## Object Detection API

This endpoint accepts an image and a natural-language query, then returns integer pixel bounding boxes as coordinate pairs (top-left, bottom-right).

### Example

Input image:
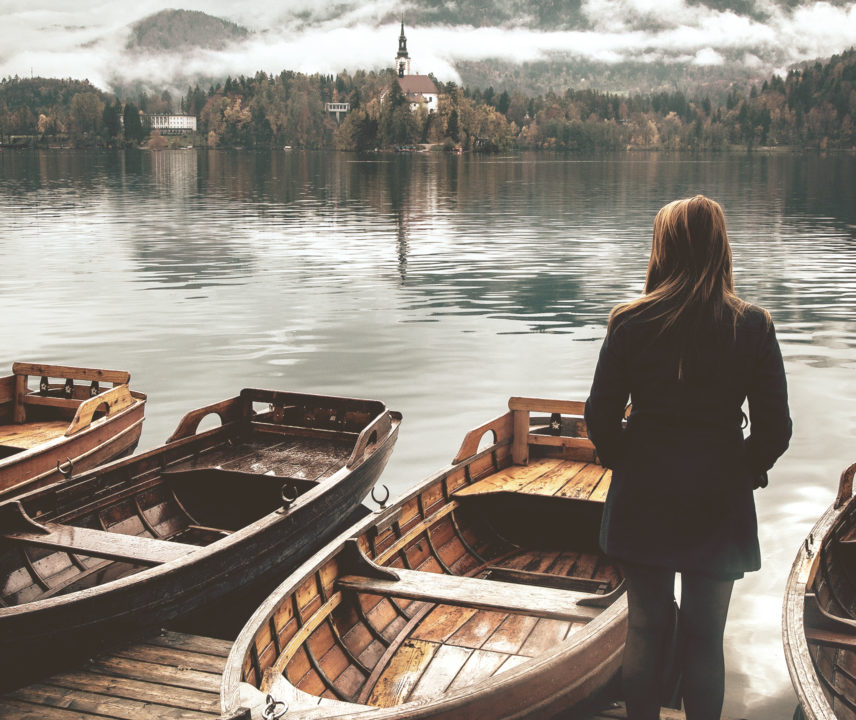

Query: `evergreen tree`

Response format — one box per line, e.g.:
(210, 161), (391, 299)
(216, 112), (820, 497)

(123, 102), (145, 142)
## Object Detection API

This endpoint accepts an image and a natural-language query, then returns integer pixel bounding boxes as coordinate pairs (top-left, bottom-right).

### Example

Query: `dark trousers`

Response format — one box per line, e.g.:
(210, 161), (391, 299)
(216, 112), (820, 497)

(621, 561), (734, 720)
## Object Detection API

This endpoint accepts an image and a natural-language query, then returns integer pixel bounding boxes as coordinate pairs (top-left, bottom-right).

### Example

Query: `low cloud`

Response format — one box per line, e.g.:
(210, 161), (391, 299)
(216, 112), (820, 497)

(0, 0), (854, 94)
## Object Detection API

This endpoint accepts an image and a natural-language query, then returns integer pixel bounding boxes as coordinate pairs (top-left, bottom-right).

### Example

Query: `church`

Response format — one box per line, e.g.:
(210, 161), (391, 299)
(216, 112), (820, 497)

(392, 22), (439, 113)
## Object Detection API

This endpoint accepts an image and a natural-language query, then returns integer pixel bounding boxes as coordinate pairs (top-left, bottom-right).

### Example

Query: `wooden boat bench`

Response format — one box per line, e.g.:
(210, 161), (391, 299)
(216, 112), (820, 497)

(0, 500), (194, 566)
(335, 540), (614, 623)
(450, 398), (611, 503)
(453, 455), (612, 502)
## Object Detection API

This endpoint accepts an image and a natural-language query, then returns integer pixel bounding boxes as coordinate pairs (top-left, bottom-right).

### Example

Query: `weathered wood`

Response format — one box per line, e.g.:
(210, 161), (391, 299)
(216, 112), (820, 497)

(482, 566), (610, 594)
(145, 630), (232, 658)
(511, 409), (530, 465)
(521, 460), (586, 496)
(221, 396), (627, 720)
(0, 421), (68, 449)
(112, 643), (227, 674)
(6, 682), (213, 720)
(65, 386), (137, 436)
(272, 592), (346, 677)
(407, 643), (473, 703)
(508, 397), (587, 416)
(374, 502), (460, 566)
(452, 457), (565, 497)
(0, 697), (95, 719)
(165, 397), (242, 443)
(451, 412), (513, 465)
(12, 363), (130, 386)
(42, 671), (220, 713)
(85, 655), (221, 693)
(556, 463), (609, 500)
(337, 568), (602, 622)
(13, 373), (27, 423)
(0, 387), (400, 691)
(4, 522), (194, 565)
(367, 639), (438, 707)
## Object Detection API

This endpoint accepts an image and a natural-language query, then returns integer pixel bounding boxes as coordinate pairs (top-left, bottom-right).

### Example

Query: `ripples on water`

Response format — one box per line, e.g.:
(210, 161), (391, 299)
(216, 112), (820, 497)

(1, 148), (856, 718)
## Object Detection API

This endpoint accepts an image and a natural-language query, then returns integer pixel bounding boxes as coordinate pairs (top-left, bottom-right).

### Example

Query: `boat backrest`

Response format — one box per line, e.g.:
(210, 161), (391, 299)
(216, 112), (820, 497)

(508, 397), (595, 465)
(10, 363), (131, 424)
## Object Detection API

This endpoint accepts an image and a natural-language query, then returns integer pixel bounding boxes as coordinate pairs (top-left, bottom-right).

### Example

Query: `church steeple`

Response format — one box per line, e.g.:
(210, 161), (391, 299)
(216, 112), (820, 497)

(396, 19), (410, 77)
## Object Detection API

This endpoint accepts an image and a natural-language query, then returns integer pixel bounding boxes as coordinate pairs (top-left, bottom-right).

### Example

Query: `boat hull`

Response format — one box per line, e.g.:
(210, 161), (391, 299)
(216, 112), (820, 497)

(783, 462), (856, 720)
(0, 389), (400, 689)
(222, 398), (627, 720)
(0, 364), (146, 499)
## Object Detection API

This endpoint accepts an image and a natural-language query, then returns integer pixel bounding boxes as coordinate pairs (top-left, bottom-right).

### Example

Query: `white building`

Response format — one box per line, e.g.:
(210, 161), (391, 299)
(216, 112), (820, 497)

(144, 114), (197, 135)
(392, 22), (439, 113)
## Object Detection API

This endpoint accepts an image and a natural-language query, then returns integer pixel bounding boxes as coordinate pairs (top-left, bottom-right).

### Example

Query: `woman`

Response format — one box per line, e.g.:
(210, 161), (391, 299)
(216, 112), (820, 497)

(585, 195), (791, 720)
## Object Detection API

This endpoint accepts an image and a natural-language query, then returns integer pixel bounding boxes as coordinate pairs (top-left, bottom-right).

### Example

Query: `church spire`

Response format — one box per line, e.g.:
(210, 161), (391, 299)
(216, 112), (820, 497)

(396, 19), (410, 77)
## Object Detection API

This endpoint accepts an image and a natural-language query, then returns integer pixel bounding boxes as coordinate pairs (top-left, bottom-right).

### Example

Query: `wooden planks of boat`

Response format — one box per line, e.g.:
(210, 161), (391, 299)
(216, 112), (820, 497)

(0, 388), (401, 691)
(784, 461), (856, 720)
(221, 397), (627, 720)
(0, 362), (146, 499)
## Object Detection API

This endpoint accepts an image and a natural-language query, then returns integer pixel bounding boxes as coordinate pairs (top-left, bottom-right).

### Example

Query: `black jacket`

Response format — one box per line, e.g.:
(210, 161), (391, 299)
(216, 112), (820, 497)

(585, 303), (791, 578)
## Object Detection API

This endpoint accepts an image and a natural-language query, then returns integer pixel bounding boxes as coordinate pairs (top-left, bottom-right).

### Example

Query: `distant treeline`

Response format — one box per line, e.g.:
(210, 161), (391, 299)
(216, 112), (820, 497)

(1, 48), (854, 151)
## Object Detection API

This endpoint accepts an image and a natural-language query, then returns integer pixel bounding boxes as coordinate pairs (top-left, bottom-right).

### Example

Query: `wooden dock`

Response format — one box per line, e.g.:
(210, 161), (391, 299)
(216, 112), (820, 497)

(0, 630), (731, 720)
(0, 630), (229, 719)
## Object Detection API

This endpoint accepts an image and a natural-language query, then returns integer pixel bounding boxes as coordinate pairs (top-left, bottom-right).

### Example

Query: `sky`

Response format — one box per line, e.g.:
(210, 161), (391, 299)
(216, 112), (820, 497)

(0, 0), (855, 93)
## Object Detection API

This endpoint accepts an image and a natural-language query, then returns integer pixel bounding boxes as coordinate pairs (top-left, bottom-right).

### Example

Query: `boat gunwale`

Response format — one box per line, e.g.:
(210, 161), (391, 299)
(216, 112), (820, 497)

(782, 490), (856, 720)
(0, 396), (400, 619)
(221, 439), (628, 719)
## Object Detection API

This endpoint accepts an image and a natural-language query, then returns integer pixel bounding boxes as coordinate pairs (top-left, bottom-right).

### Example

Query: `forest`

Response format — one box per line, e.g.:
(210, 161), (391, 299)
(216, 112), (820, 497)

(0, 47), (854, 152)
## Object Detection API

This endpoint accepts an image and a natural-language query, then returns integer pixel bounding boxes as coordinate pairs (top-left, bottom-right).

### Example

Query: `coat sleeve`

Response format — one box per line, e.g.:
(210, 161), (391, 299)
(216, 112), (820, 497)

(585, 325), (630, 469)
(744, 318), (792, 477)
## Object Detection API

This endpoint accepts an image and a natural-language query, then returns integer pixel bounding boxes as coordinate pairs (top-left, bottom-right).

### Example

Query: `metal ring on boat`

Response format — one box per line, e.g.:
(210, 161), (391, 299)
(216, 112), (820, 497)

(281, 483), (298, 508)
(263, 694), (288, 719)
(371, 483), (390, 510)
(57, 457), (74, 479)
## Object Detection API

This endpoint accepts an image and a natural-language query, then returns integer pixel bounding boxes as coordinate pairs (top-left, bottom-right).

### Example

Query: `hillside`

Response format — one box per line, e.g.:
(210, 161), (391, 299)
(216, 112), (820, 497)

(127, 9), (249, 52)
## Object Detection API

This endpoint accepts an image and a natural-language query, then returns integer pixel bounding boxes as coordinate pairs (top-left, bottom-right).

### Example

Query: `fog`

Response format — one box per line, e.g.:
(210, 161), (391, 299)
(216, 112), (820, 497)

(1, 0), (855, 93)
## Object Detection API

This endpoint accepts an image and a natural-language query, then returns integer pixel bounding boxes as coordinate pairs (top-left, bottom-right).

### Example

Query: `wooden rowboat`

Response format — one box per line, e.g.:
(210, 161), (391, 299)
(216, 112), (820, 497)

(0, 388), (400, 690)
(0, 362), (146, 499)
(221, 397), (627, 720)
(784, 461), (856, 720)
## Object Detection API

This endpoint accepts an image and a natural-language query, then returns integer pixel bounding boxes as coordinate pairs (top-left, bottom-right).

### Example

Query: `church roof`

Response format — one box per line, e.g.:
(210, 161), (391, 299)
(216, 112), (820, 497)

(397, 75), (438, 95)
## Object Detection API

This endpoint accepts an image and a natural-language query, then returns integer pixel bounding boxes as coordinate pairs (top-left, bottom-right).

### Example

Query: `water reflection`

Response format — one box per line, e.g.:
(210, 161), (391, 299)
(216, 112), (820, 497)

(1, 148), (856, 719)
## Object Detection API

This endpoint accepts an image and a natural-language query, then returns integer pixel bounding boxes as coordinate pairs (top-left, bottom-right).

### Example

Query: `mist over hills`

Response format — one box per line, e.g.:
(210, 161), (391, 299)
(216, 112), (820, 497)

(2, 2), (855, 102)
(128, 9), (248, 52)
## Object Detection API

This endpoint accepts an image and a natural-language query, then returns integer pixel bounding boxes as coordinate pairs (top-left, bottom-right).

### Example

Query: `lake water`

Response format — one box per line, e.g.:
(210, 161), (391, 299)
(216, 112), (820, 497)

(2, 148), (856, 718)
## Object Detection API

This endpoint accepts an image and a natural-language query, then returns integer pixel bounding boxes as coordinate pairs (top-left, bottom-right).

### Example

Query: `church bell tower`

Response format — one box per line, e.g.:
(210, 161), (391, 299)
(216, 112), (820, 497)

(396, 20), (411, 77)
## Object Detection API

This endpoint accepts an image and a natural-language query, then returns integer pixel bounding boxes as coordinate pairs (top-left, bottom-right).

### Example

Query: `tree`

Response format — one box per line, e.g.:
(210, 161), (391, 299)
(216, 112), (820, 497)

(123, 102), (145, 143)
(69, 92), (104, 142)
(102, 100), (122, 141)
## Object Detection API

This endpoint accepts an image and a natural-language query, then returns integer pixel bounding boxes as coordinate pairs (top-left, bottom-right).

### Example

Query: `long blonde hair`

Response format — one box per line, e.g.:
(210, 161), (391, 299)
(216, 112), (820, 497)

(609, 195), (747, 376)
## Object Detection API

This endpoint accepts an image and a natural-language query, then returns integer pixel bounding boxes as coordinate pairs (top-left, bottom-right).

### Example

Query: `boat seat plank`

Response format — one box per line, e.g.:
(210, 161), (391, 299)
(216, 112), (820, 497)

(453, 457), (565, 497)
(454, 457), (611, 501)
(806, 627), (856, 649)
(519, 460), (586, 495)
(337, 568), (602, 622)
(481, 566), (611, 594)
(3, 524), (194, 566)
(0, 421), (68, 449)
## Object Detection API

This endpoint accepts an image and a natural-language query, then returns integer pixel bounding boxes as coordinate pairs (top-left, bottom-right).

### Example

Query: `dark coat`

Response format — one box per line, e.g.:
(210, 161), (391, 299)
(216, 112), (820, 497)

(585, 302), (792, 579)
